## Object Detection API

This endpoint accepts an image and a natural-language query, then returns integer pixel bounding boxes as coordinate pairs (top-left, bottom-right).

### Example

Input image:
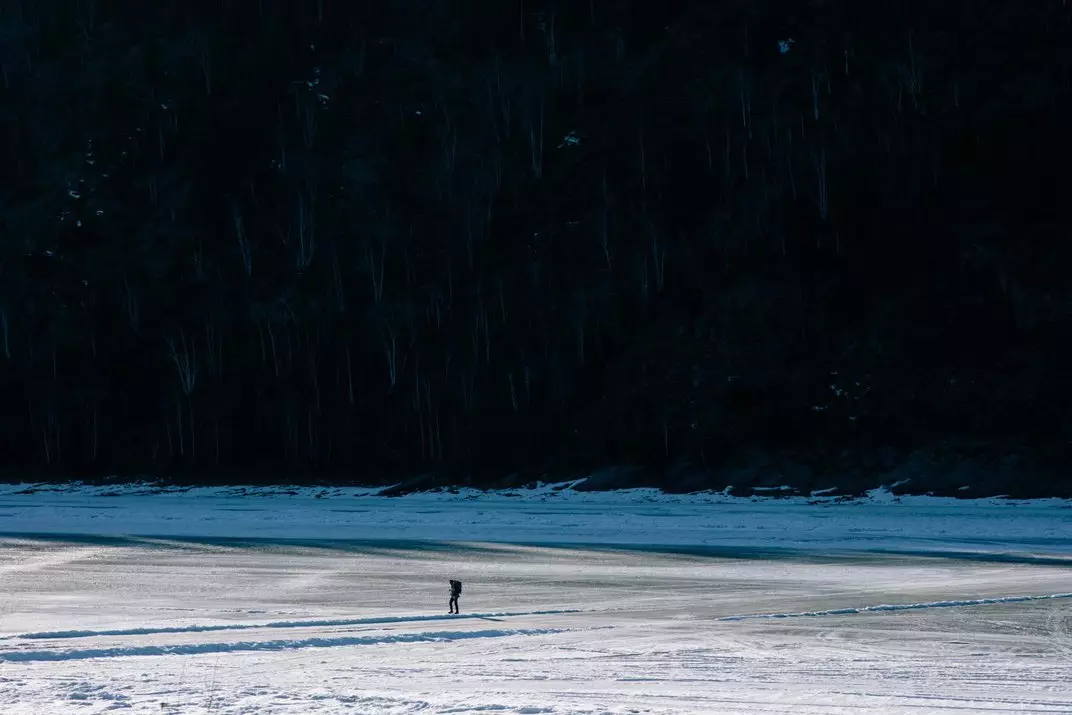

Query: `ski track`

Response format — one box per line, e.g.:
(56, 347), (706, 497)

(0, 627), (576, 662)
(7, 609), (583, 641)
(718, 592), (1072, 621)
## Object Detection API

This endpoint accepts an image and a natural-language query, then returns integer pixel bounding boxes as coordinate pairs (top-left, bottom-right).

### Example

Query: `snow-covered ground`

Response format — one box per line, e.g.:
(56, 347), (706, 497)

(0, 483), (1070, 713)
(0, 481), (1070, 555)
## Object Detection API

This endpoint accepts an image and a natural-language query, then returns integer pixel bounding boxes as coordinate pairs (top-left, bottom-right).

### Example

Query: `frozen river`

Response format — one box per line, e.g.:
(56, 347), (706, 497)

(0, 484), (1069, 713)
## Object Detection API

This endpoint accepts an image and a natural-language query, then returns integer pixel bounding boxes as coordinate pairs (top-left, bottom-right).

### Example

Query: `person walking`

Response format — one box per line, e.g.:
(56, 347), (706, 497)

(448, 579), (462, 614)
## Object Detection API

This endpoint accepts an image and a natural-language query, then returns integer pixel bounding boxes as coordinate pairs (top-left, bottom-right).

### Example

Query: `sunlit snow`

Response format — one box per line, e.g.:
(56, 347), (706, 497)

(0, 483), (1069, 713)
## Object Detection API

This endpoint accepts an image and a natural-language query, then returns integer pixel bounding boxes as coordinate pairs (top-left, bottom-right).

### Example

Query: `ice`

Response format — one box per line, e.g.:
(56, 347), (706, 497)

(0, 484), (1069, 713)
(0, 482), (1068, 556)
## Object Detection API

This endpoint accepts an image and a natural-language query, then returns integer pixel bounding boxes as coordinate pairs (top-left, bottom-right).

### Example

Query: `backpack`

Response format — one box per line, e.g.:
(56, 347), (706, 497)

(451, 579), (462, 595)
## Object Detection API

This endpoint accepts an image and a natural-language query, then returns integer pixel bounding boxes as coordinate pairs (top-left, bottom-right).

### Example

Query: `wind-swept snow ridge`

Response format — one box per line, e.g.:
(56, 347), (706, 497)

(0, 627), (575, 662)
(11, 609), (581, 641)
(717, 592), (1072, 621)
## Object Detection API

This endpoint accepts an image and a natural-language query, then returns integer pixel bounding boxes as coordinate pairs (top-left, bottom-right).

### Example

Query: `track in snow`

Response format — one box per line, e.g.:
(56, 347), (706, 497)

(0, 627), (578, 662)
(717, 592), (1072, 621)
(6, 609), (582, 641)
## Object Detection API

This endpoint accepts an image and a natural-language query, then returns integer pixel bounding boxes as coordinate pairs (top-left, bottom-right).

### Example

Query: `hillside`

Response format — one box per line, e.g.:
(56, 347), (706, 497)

(1, 0), (1070, 494)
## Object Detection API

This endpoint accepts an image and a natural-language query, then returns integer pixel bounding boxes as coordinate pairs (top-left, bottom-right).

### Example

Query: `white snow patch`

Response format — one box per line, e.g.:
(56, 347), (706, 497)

(0, 531), (1069, 714)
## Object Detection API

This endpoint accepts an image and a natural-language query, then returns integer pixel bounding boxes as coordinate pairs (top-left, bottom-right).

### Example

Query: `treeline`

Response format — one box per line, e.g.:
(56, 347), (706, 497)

(0, 0), (1070, 487)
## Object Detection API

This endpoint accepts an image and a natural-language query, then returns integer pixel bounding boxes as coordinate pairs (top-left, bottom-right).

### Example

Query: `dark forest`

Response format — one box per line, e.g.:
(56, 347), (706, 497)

(1, 0), (1070, 495)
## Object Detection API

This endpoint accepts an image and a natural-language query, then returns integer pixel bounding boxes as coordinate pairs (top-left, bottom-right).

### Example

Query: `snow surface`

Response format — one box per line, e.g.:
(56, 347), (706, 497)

(0, 481), (1069, 555)
(0, 482), (1070, 713)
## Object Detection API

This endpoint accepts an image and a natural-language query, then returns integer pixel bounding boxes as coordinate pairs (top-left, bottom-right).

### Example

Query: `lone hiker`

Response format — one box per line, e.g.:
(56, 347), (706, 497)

(448, 579), (462, 614)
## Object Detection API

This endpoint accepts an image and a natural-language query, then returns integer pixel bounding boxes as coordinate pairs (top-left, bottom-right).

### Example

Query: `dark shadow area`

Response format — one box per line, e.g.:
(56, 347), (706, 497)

(2, 533), (1068, 567)
(0, 0), (1070, 496)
